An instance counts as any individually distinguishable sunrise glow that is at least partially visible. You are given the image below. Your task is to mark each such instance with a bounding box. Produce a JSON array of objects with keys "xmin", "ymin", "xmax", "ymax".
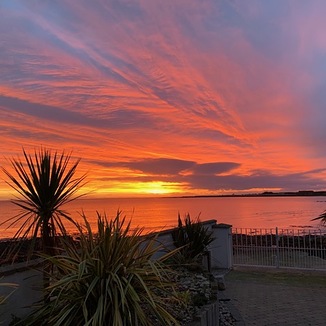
[{"xmin": 1, "ymin": 0, "xmax": 326, "ymax": 199}]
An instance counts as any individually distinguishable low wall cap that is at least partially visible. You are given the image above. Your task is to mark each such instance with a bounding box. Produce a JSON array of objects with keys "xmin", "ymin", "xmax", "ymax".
[{"xmin": 213, "ymin": 223, "xmax": 232, "ymax": 228}]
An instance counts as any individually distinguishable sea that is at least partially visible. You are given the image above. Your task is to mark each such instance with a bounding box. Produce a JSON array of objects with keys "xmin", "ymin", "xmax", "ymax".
[{"xmin": 1, "ymin": 196, "xmax": 326, "ymax": 239}]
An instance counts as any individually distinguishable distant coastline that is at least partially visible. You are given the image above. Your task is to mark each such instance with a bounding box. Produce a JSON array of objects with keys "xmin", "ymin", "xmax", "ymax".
[{"xmin": 177, "ymin": 190, "xmax": 326, "ymax": 199}]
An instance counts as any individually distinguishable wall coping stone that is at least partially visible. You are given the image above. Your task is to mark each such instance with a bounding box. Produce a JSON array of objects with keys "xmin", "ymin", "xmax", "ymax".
[{"xmin": 0, "ymin": 258, "xmax": 43, "ymax": 276}]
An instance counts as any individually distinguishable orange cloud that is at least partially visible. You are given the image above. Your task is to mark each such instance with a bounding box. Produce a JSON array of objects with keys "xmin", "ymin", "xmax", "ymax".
[{"xmin": 1, "ymin": 0, "xmax": 326, "ymax": 198}]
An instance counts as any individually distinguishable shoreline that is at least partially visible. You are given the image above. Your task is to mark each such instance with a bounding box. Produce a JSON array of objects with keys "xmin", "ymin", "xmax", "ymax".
[{"xmin": 175, "ymin": 190, "xmax": 326, "ymax": 199}]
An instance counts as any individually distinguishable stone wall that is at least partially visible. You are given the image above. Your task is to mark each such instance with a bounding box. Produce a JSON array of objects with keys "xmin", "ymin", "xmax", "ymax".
[
  {"xmin": 190, "ymin": 301, "xmax": 220, "ymax": 326},
  {"xmin": 0, "ymin": 260, "xmax": 43, "ymax": 325}
]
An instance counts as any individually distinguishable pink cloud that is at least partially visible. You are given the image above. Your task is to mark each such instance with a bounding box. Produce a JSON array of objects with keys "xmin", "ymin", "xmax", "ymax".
[{"xmin": 1, "ymin": 0, "xmax": 326, "ymax": 197}]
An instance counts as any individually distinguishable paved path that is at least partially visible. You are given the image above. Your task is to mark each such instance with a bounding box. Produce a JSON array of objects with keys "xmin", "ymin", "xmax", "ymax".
[{"xmin": 220, "ymin": 267, "xmax": 326, "ymax": 326}]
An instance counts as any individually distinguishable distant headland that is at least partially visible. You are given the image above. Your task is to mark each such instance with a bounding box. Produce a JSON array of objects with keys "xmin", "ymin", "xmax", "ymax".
[{"xmin": 178, "ymin": 190, "xmax": 326, "ymax": 198}]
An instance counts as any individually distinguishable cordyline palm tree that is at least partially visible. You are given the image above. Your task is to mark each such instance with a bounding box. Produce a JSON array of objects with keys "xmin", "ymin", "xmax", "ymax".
[{"xmin": 1, "ymin": 148, "xmax": 86, "ymax": 260}]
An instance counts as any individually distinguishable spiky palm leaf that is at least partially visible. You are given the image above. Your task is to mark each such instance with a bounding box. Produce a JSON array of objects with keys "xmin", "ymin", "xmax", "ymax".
[
  {"xmin": 22, "ymin": 212, "xmax": 180, "ymax": 326},
  {"xmin": 1, "ymin": 148, "xmax": 86, "ymax": 259},
  {"xmin": 312, "ymin": 210, "xmax": 326, "ymax": 225},
  {"xmin": 0, "ymin": 280, "xmax": 18, "ymax": 306}
]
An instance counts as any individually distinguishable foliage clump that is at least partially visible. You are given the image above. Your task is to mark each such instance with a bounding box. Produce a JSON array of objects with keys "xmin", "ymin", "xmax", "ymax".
[
  {"xmin": 172, "ymin": 214, "xmax": 214, "ymax": 266},
  {"xmin": 21, "ymin": 212, "xmax": 179, "ymax": 326}
]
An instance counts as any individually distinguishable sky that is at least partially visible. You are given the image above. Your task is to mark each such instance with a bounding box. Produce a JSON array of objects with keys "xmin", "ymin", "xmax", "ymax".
[{"xmin": 1, "ymin": 0, "xmax": 326, "ymax": 199}]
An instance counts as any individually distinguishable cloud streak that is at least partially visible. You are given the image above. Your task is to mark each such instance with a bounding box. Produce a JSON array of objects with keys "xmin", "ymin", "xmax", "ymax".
[{"xmin": 1, "ymin": 0, "xmax": 326, "ymax": 197}]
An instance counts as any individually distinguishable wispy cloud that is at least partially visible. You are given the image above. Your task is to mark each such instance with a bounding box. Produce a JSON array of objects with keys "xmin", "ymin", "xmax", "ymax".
[{"xmin": 1, "ymin": 0, "xmax": 326, "ymax": 197}]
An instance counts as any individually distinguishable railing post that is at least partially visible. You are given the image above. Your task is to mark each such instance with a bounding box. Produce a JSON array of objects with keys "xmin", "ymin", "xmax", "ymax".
[{"xmin": 276, "ymin": 227, "xmax": 280, "ymax": 268}]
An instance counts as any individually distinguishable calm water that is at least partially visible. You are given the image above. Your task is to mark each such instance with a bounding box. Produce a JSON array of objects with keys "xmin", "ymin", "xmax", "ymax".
[{"xmin": 0, "ymin": 196, "xmax": 325, "ymax": 238}]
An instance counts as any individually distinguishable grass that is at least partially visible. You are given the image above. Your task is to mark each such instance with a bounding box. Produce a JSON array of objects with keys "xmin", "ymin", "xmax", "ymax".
[{"xmin": 225, "ymin": 267, "xmax": 326, "ymax": 287}]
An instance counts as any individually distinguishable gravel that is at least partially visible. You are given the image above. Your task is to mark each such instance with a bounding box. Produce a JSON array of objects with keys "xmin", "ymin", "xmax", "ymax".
[
  {"xmin": 171, "ymin": 267, "xmax": 239, "ymax": 325},
  {"xmin": 148, "ymin": 267, "xmax": 240, "ymax": 325},
  {"xmin": 219, "ymin": 299, "xmax": 237, "ymax": 325}
]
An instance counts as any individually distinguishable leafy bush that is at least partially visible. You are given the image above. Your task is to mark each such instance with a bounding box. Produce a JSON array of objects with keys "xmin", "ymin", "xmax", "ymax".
[
  {"xmin": 21, "ymin": 212, "xmax": 180, "ymax": 326},
  {"xmin": 172, "ymin": 214, "xmax": 214, "ymax": 265}
]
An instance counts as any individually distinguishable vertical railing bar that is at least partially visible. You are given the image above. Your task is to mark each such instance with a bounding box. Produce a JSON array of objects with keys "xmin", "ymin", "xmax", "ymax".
[
  {"xmin": 314, "ymin": 230, "xmax": 317, "ymax": 264},
  {"xmin": 233, "ymin": 228, "xmax": 236, "ymax": 264},
  {"xmin": 305, "ymin": 229, "xmax": 308, "ymax": 268},
  {"xmin": 298, "ymin": 229, "xmax": 302, "ymax": 268},
  {"xmin": 290, "ymin": 229, "xmax": 293, "ymax": 267},
  {"xmin": 238, "ymin": 228, "xmax": 242, "ymax": 265},
  {"xmin": 233, "ymin": 228, "xmax": 237, "ymax": 264},
  {"xmin": 265, "ymin": 229, "xmax": 268, "ymax": 267},
  {"xmin": 264, "ymin": 229, "xmax": 266, "ymax": 266},
  {"xmin": 244, "ymin": 228, "xmax": 247, "ymax": 265},
  {"xmin": 294, "ymin": 229, "xmax": 297, "ymax": 268},
  {"xmin": 322, "ymin": 230, "xmax": 325, "ymax": 269},
  {"xmin": 258, "ymin": 229, "xmax": 260, "ymax": 266},
  {"xmin": 270, "ymin": 228, "xmax": 272, "ymax": 267},
  {"xmin": 243, "ymin": 228, "xmax": 246, "ymax": 265},
  {"xmin": 252, "ymin": 228, "xmax": 255, "ymax": 265},
  {"xmin": 260, "ymin": 229, "xmax": 266, "ymax": 265},
  {"xmin": 232, "ymin": 226, "xmax": 326, "ymax": 270},
  {"xmin": 264, "ymin": 228, "xmax": 267, "ymax": 266},
  {"xmin": 276, "ymin": 227, "xmax": 279, "ymax": 268},
  {"xmin": 279, "ymin": 228, "xmax": 283, "ymax": 267},
  {"xmin": 282, "ymin": 228, "xmax": 286, "ymax": 268},
  {"xmin": 293, "ymin": 229, "xmax": 297, "ymax": 268},
  {"xmin": 302, "ymin": 229, "xmax": 305, "ymax": 268},
  {"xmin": 241, "ymin": 228, "xmax": 247, "ymax": 263},
  {"xmin": 250, "ymin": 228, "xmax": 253, "ymax": 265},
  {"xmin": 266, "ymin": 228, "xmax": 268, "ymax": 266},
  {"xmin": 279, "ymin": 228, "xmax": 282, "ymax": 267},
  {"xmin": 255, "ymin": 229, "xmax": 258, "ymax": 265},
  {"xmin": 266, "ymin": 228, "xmax": 268, "ymax": 267},
  {"xmin": 304, "ymin": 229, "xmax": 308, "ymax": 268}
]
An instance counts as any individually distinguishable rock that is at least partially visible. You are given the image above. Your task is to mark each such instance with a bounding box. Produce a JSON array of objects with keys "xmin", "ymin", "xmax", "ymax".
[{"xmin": 216, "ymin": 275, "xmax": 226, "ymax": 291}]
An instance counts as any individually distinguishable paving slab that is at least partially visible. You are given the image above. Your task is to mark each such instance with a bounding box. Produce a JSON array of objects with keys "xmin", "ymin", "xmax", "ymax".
[{"xmin": 220, "ymin": 267, "xmax": 326, "ymax": 326}]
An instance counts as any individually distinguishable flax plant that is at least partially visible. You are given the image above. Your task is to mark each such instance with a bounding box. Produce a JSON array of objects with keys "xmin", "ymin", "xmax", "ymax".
[
  {"xmin": 22, "ymin": 212, "xmax": 180, "ymax": 326},
  {"xmin": 1, "ymin": 148, "xmax": 86, "ymax": 259},
  {"xmin": 172, "ymin": 214, "xmax": 214, "ymax": 264}
]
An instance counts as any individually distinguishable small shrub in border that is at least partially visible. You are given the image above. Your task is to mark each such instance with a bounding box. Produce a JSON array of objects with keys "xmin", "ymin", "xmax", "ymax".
[{"xmin": 172, "ymin": 213, "xmax": 214, "ymax": 266}]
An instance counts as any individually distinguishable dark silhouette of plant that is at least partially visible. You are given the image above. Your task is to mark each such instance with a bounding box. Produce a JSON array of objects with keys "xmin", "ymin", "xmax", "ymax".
[
  {"xmin": 1, "ymin": 148, "xmax": 86, "ymax": 260},
  {"xmin": 172, "ymin": 213, "xmax": 214, "ymax": 264},
  {"xmin": 312, "ymin": 211, "xmax": 326, "ymax": 225},
  {"xmin": 22, "ymin": 212, "xmax": 180, "ymax": 326}
]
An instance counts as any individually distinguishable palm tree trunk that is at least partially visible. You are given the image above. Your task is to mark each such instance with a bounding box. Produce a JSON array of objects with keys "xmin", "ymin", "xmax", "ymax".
[{"xmin": 42, "ymin": 219, "xmax": 55, "ymax": 301}]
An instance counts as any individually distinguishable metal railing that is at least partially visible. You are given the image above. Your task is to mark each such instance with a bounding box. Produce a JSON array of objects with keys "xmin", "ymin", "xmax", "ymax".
[{"xmin": 232, "ymin": 227, "xmax": 326, "ymax": 270}]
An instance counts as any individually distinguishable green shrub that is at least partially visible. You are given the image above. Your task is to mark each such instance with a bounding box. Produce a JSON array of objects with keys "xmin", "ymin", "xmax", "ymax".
[
  {"xmin": 172, "ymin": 214, "xmax": 214, "ymax": 265},
  {"xmin": 21, "ymin": 212, "xmax": 180, "ymax": 326}
]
